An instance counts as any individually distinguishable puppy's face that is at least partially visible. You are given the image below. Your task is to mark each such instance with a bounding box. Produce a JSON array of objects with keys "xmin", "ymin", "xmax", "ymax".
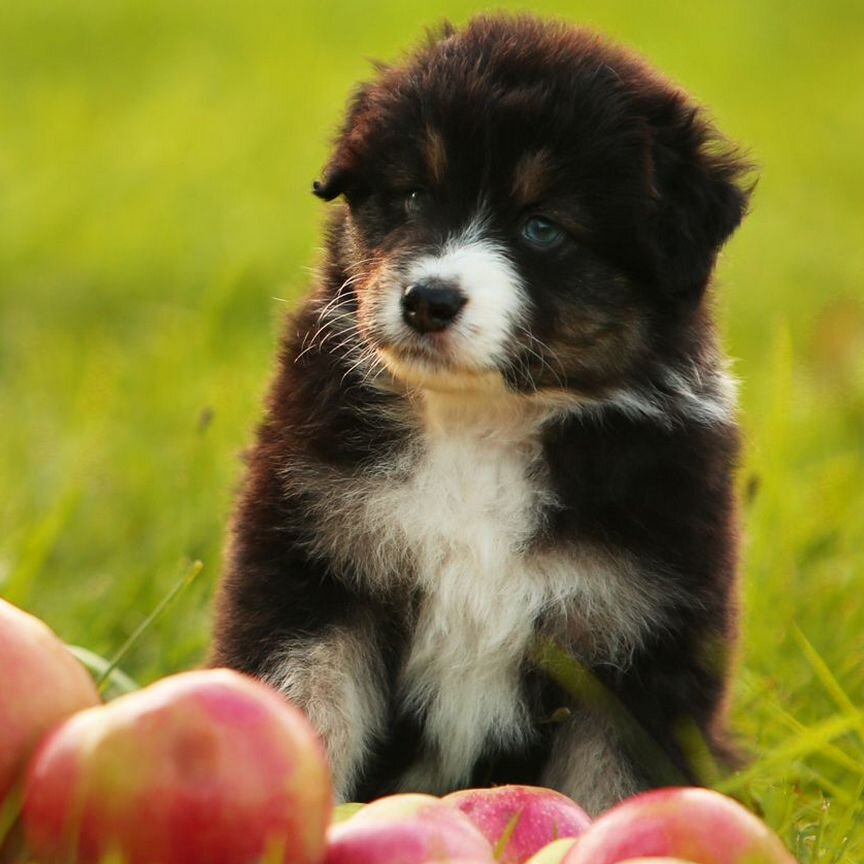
[{"xmin": 314, "ymin": 17, "xmax": 749, "ymax": 397}]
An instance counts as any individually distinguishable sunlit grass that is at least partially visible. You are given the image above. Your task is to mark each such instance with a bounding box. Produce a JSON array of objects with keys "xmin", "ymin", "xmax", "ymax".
[{"xmin": 1, "ymin": 0, "xmax": 862, "ymax": 859}]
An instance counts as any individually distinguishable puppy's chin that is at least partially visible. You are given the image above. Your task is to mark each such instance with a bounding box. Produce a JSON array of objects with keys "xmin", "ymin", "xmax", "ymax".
[{"xmin": 378, "ymin": 346, "xmax": 507, "ymax": 394}]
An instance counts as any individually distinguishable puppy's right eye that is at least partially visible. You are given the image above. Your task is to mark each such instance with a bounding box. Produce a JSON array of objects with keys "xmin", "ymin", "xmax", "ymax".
[{"xmin": 521, "ymin": 216, "xmax": 567, "ymax": 249}]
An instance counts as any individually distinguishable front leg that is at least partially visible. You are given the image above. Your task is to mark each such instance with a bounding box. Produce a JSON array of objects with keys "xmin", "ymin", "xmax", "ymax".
[
  {"xmin": 261, "ymin": 621, "xmax": 388, "ymax": 802},
  {"xmin": 210, "ymin": 458, "xmax": 392, "ymax": 802},
  {"xmin": 213, "ymin": 568, "xmax": 390, "ymax": 802},
  {"xmin": 538, "ymin": 617, "xmax": 734, "ymax": 815},
  {"xmin": 541, "ymin": 708, "xmax": 645, "ymax": 816}
]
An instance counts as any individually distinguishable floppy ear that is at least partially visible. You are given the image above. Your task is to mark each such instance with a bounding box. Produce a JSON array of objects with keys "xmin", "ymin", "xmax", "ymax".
[
  {"xmin": 312, "ymin": 82, "xmax": 375, "ymax": 202},
  {"xmin": 649, "ymin": 97, "xmax": 753, "ymax": 302},
  {"xmin": 312, "ymin": 137, "xmax": 362, "ymax": 202},
  {"xmin": 312, "ymin": 165, "xmax": 354, "ymax": 201}
]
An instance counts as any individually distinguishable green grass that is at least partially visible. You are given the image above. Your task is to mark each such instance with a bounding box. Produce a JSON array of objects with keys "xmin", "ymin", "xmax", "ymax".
[{"xmin": 1, "ymin": 0, "xmax": 863, "ymax": 859}]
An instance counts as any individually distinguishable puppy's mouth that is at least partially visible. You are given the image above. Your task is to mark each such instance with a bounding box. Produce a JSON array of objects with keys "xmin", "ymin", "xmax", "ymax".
[
  {"xmin": 375, "ymin": 328, "xmax": 506, "ymax": 394},
  {"xmin": 366, "ymin": 281, "xmax": 509, "ymax": 393}
]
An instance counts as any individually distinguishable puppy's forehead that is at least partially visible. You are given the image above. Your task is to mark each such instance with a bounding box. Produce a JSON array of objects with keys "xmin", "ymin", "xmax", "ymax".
[
  {"xmin": 417, "ymin": 142, "xmax": 567, "ymax": 228},
  {"xmin": 352, "ymin": 25, "xmax": 655, "ymax": 215},
  {"xmin": 419, "ymin": 121, "xmax": 553, "ymax": 208}
]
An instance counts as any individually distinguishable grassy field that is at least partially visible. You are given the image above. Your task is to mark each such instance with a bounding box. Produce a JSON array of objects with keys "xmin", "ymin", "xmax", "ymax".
[{"xmin": 1, "ymin": 0, "xmax": 863, "ymax": 859}]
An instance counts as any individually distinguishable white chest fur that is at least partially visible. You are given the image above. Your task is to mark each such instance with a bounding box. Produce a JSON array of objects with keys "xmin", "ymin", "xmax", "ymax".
[{"xmin": 393, "ymin": 395, "xmax": 554, "ymax": 788}]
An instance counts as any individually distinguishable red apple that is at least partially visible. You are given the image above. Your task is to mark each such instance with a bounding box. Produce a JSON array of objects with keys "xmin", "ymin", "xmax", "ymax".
[
  {"xmin": 0, "ymin": 599, "xmax": 100, "ymax": 803},
  {"xmin": 563, "ymin": 788, "xmax": 796, "ymax": 864},
  {"xmin": 444, "ymin": 785, "xmax": 590, "ymax": 864},
  {"xmin": 325, "ymin": 793, "xmax": 495, "ymax": 864},
  {"xmin": 23, "ymin": 668, "xmax": 332, "ymax": 864}
]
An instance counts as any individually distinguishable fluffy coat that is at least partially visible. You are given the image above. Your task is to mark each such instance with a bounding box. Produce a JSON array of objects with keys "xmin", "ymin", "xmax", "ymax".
[{"xmin": 211, "ymin": 15, "xmax": 751, "ymax": 814}]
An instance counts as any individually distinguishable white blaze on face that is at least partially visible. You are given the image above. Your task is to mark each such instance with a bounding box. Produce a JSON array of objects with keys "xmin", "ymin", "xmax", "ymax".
[{"xmin": 377, "ymin": 219, "xmax": 528, "ymax": 388}]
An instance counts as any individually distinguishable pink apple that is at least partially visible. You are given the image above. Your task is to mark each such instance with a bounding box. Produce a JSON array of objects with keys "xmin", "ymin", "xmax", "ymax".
[
  {"xmin": 23, "ymin": 668, "xmax": 332, "ymax": 864},
  {"xmin": 0, "ymin": 599, "xmax": 100, "ymax": 803},
  {"xmin": 444, "ymin": 785, "xmax": 590, "ymax": 864},
  {"xmin": 563, "ymin": 787, "xmax": 796, "ymax": 864},
  {"xmin": 325, "ymin": 793, "xmax": 495, "ymax": 864}
]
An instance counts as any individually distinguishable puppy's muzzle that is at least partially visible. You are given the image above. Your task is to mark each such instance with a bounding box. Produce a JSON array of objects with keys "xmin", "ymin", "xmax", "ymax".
[{"xmin": 401, "ymin": 279, "xmax": 467, "ymax": 334}]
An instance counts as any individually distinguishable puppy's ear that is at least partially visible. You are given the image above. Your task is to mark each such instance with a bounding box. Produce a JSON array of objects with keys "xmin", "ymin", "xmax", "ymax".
[
  {"xmin": 649, "ymin": 97, "xmax": 753, "ymax": 302},
  {"xmin": 312, "ymin": 165, "xmax": 353, "ymax": 201},
  {"xmin": 312, "ymin": 140, "xmax": 362, "ymax": 202},
  {"xmin": 312, "ymin": 83, "xmax": 375, "ymax": 202}
]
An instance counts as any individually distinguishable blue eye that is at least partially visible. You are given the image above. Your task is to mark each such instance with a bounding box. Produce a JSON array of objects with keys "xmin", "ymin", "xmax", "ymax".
[
  {"xmin": 403, "ymin": 190, "xmax": 430, "ymax": 216},
  {"xmin": 521, "ymin": 216, "xmax": 566, "ymax": 249}
]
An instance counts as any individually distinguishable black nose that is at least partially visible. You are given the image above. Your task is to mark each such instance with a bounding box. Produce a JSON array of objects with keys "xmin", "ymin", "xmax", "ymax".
[{"xmin": 401, "ymin": 280, "xmax": 467, "ymax": 333}]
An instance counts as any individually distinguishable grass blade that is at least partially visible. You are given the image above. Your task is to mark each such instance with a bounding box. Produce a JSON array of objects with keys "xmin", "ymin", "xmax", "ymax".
[
  {"xmin": 719, "ymin": 712, "xmax": 864, "ymax": 794},
  {"xmin": 68, "ymin": 645, "xmax": 139, "ymax": 698},
  {"xmin": 3, "ymin": 486, "xmax": 81, "ymax": 605},
  {"xmin": 829, "ymin": 776, "xmax": 864, "ymax": 864},
  {"xmin": 531, "ymin": 639, "xmax": 688, "ymax": 787},
  {"xmin": 96, "ymin": 558, "xmax": 203, "ymax": 693},
  {"xmin": 793, "ymin": 627, "xmax": 864, "ymax": 750}
]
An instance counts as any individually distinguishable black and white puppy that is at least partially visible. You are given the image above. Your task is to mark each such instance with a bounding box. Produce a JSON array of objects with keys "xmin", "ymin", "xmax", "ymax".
[{"xmin": 211, "ymin": 15, "xmax": 751, "ymax": 814}]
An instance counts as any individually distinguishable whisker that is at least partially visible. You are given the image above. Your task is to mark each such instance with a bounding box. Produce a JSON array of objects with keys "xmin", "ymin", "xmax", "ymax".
[
  {"xmin": 515, "ymin": 325, "xmax": 567, "ymax": 390},
  {"xmin": 296, "ymin": 291, "xmax": 362, "ymax": 361},
  {"xmin": 327, "ymin": 331, "xmax": 367, "ymax": 357},
  {"xmin": 341, "ymin": 347, "xmax": 377, "ymax": 386}
]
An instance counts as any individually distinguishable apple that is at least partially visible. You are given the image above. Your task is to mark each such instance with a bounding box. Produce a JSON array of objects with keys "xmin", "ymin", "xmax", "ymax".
[
  {"xmin": 325, "ymin": 793, "xmax": 495, "ymax": 864},
  {"xmin": 332, "ymin": 802, "xmax": 365, "ymax": 824},
  {"xmin": 563, "ymin": 787, "xmax": 796, "ymax": 864},
  {"xmin": 444, "ymin": 785, "xmax": 590, "ymax": 864},
  {"xmin": 523, "ymin": 837, "xmax": 580, "ymax": 863},
  {"xmin": 23, "ymin": 668, "xmax": 332, "ymax": 864},
  {"xmin": 0, "ymin": 599, "xmax": 100, "ymax": 803}
]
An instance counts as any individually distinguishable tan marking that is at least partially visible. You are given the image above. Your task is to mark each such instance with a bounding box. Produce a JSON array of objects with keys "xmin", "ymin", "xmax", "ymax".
[
  {"xmin": 512, "ymin": 149, "xmax": 554, "ymax": 204},
  {"xmin": 424, "ymin": 128, "xmax": 447, "ymax": 184},
  {"xmin": 539, "ymin": 304, "xmax": 649, "ymax": 386}
]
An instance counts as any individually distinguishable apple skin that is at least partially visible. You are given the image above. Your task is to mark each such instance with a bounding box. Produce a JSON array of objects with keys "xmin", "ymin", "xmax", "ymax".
[
  {"xmin": 523, "ymin": 838, "xmax": 580, "ymax": 864},
  {"xmin": 444, "ymin": 785, "xmax": 591, "ymax": 864},
  {"xmin": 23, "ymin": 668, "xmax": 332, "ymax": 864},
  {"xmin": 332, "ymin": 802, "xmax": 365, "ymax": 824},
  {"xmin": 563, "ymin": 788, "xmax": 796, "ymax": 864},
  {"xmin": 0, "ymin": 599, "xmax": 100, "ymax": 803},
  {"xmin": 325, "ymin": 793, "xmax": 495, "ymax": 864}
]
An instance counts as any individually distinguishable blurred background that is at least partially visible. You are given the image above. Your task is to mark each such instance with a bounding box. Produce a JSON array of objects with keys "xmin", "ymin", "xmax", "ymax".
[{"xmin": 1, "ymin": 0, "xmax": 862, "ymax": 857}]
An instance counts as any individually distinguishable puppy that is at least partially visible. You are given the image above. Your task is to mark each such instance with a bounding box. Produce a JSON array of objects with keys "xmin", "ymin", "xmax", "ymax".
[{"xmin": 211, "ymin": 15, "xmax": 751, "ymax": 814}]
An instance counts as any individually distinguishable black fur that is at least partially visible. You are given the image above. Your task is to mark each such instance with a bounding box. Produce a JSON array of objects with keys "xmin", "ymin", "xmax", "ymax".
[{"xmin": 211, "ymin": 15, "xmax": 751, "ymax": 810}]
